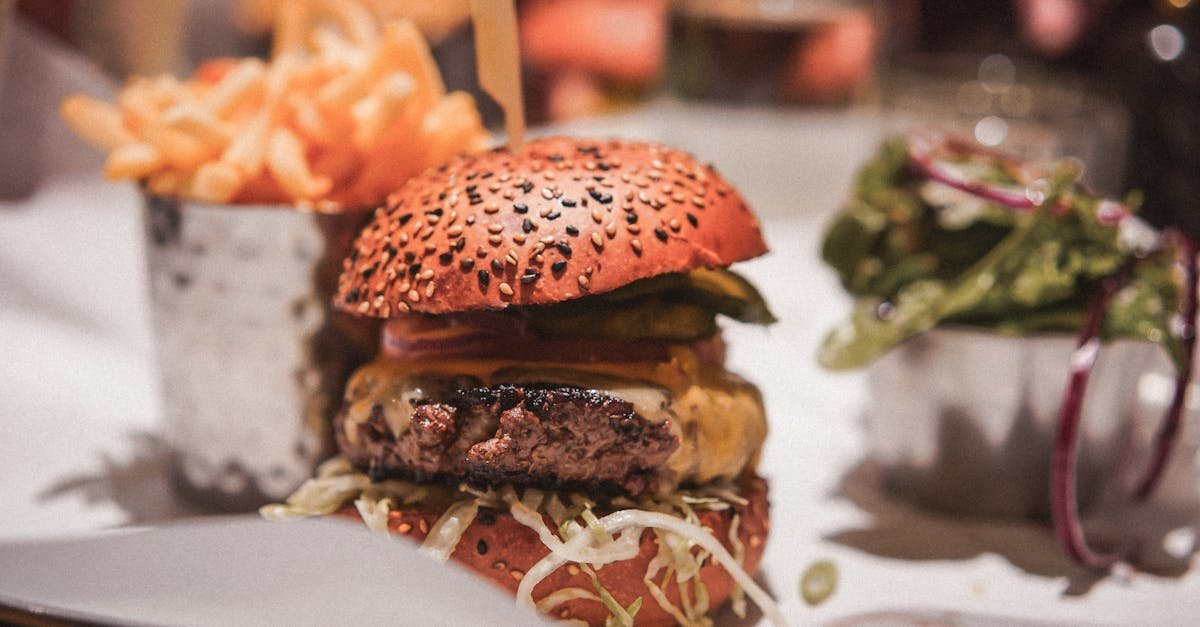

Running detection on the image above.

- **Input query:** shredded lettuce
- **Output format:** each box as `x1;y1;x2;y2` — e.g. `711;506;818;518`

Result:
728;513;747;618
260;458;782;625
420;499;480;560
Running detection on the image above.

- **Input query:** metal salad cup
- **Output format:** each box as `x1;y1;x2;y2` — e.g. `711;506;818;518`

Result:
141;191;378;511
864;327;1200;524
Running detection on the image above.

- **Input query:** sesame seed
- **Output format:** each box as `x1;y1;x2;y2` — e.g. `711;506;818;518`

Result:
628;224;641;234
424;242;436;254
692;196;706;208
513;233;526;244
419;269;434;281
672;192;686;203
425;281;436;297
591;233;604;249
487;223;504;234
605;222;617;237
520;268;540;284
556;242;573;256
510;570;525;582
397;302;410;313
498;282;514;296
357;301;370;314
669;218;681;231
491;259;504;273
546;211;561;220
484;203;499;214
522;218;534;233
686;213;698;227
654;227;668;242
447;225;463;237
591;209;603;223
466;215;476;225
539;206;552;218
488;234;502;245
561;198;576;207
438;251;453;264
539;235;556;244
577;274;590;289
552;260;567;273
541;187;554;200
460;258;475;271
534;253;544;263
513;202;528;214
397;522;412;534
505;251;519;266
631;239;642;254
407;289;421;302
477;270;490;287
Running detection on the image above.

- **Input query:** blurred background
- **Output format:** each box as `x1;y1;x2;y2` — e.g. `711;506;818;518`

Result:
2;0;1198;233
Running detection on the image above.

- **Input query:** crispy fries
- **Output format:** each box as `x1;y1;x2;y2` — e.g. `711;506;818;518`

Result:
61;0;490;208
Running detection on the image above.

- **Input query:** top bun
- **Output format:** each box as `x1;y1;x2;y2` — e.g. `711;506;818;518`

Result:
336;137;768;316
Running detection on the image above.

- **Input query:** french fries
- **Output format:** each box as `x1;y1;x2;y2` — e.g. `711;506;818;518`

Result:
61;0;490;209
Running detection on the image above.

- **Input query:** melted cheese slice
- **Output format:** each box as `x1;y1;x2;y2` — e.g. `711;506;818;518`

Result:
341;346;767;489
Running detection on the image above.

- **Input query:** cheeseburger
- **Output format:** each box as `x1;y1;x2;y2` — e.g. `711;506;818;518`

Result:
265;137;783;625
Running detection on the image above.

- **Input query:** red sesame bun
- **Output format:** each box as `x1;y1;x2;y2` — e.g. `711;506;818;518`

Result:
336;137;768;316
335;476;769;626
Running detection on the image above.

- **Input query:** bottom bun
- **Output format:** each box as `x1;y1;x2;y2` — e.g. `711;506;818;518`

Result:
335;476;769;625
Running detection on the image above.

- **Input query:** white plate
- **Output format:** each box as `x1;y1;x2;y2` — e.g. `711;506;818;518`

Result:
0;516;541;626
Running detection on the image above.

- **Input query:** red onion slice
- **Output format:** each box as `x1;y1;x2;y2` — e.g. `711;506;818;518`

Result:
1052;267;1130;571
1134;230;1198;501
905;131;1039;210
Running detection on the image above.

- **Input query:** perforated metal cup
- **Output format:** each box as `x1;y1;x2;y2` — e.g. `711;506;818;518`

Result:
141;192;377;511
864;328;1200;520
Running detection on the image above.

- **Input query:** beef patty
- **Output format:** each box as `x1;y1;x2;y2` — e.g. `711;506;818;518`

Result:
335;381;679;495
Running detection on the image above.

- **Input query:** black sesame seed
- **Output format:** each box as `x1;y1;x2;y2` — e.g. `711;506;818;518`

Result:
555;242;572;256
625;213;638;224
403;251;416;263
345;288;360;303
522;218;534;233
565;225;579;236
466;171;478;180
477;539;489;555
438;251;453;264
686;213;698;227
465;184;477;193
481;171;493;179
561;198;577;208
454;238;467;251
460;258;475;271
477;270;490;287
551;260;567;273
520;268;540;284
654;228;668;242
468;195;483;205
491;259;504;273
360;267;375;278
548;154;564;162
438;193;446;200
597;162;611;171
546;211;561;220
408;263;422;277
426;208;443;216
521;181;534;193
398;213;413;225
384;244;398;257
513;202;529;214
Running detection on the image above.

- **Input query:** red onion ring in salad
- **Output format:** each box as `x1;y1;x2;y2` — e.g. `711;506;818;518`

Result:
905;131;1039;210
1133;230;1198;501
1052;265;1131;570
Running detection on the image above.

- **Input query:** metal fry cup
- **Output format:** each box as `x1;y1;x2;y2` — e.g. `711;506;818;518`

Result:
864;328;1200;520
141;192;378;511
